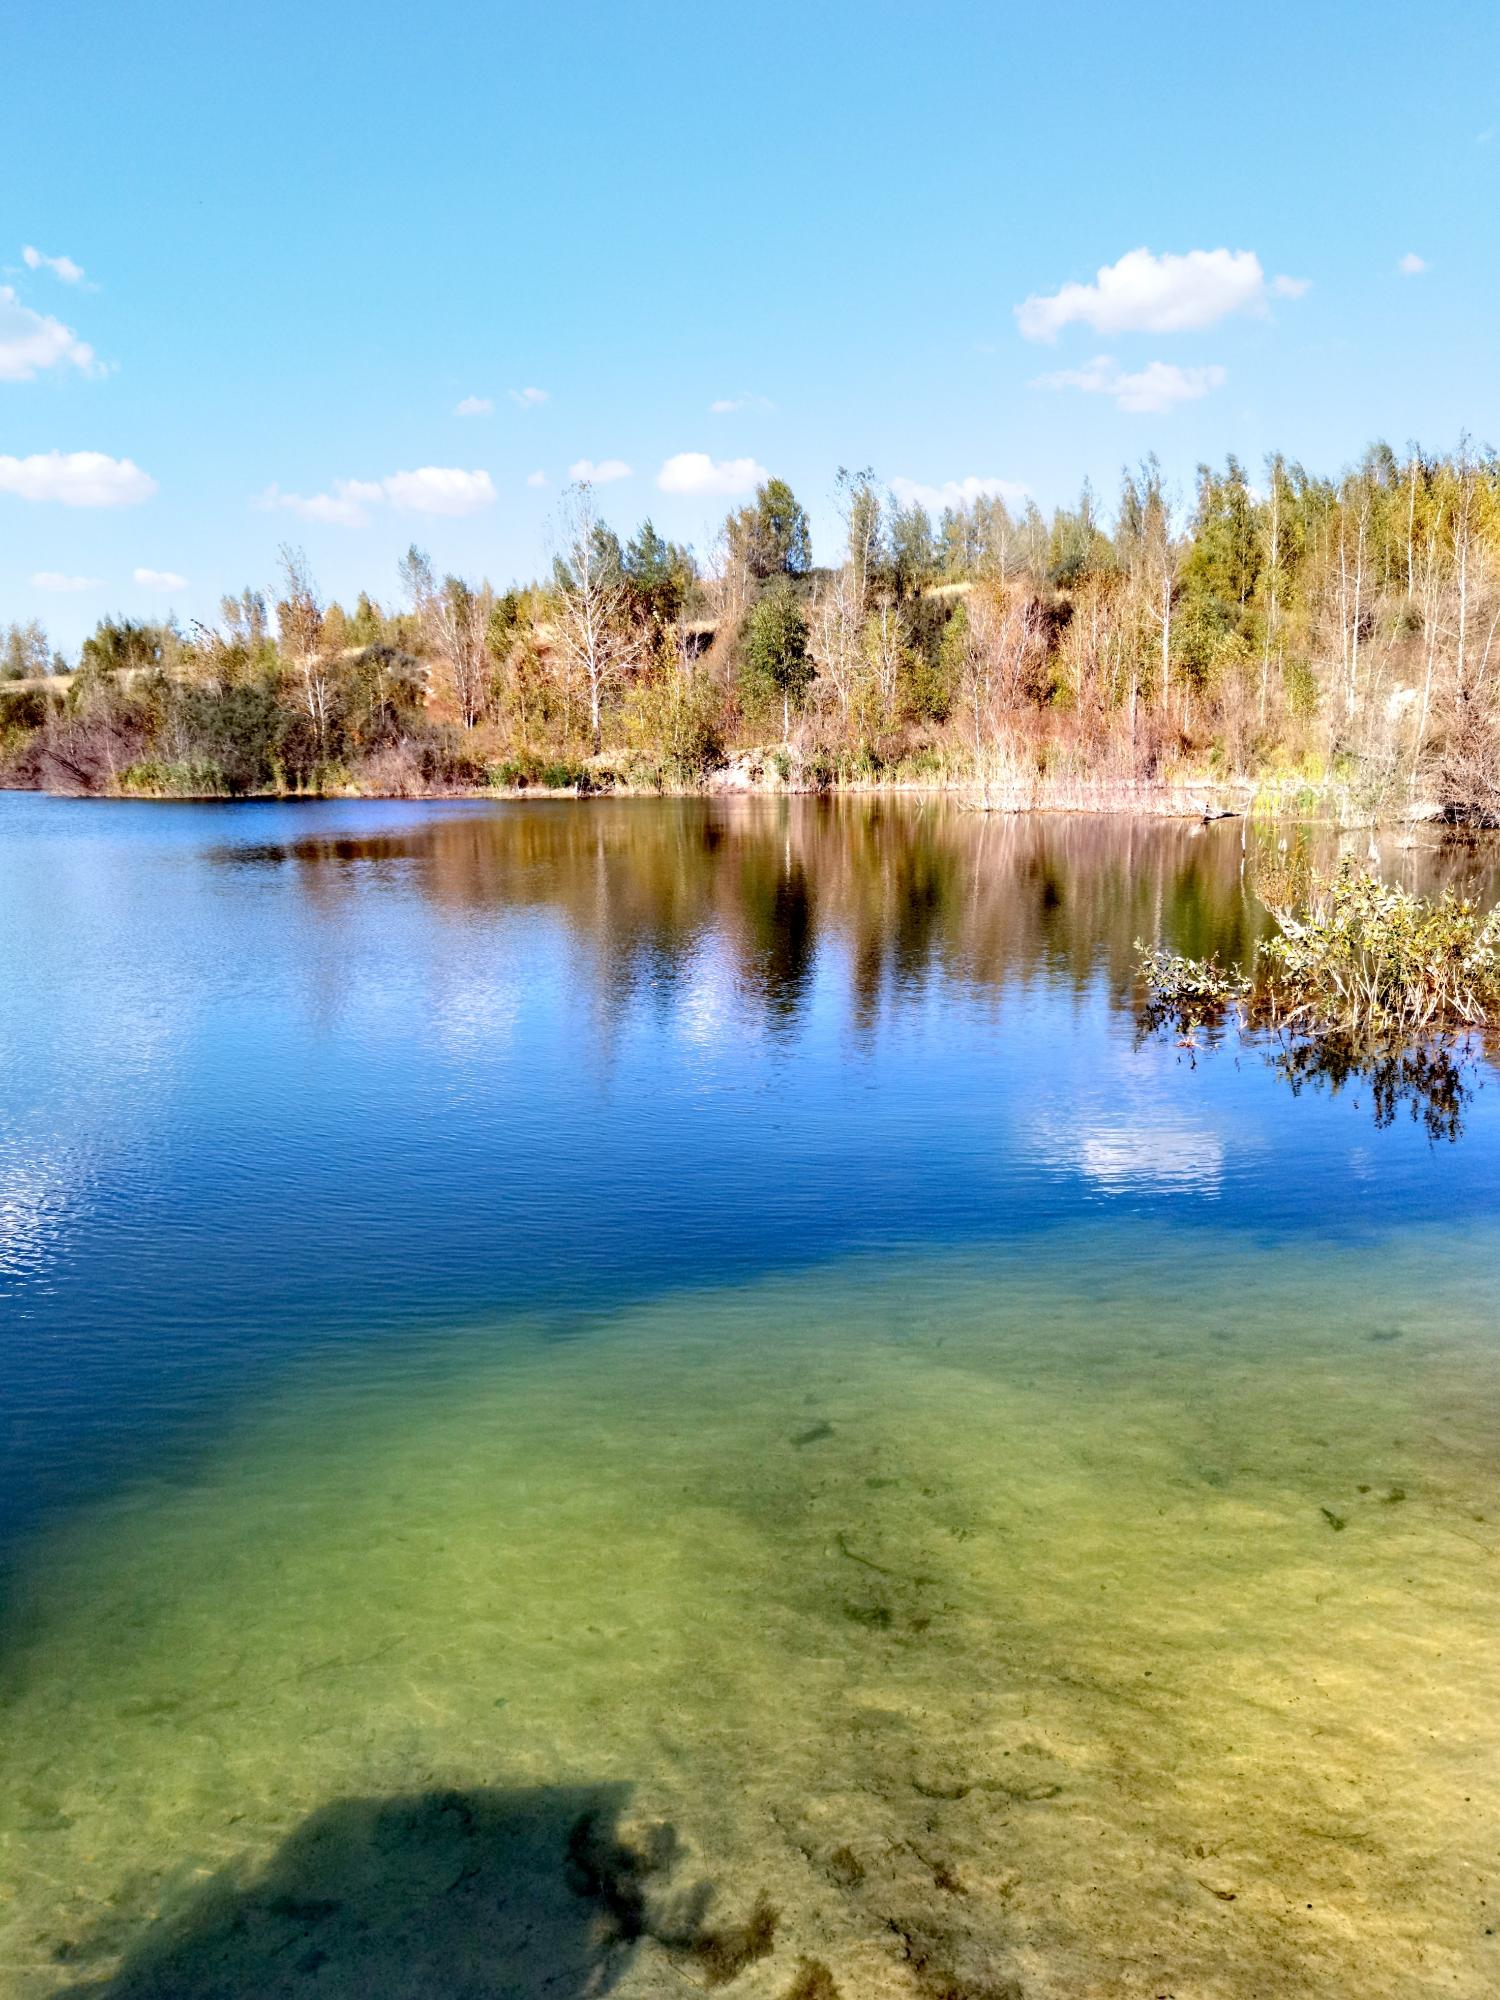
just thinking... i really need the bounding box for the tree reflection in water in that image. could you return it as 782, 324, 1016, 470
1136, 989, 1484, 1144
1269, 1031, 1480, 1143
210, 797, 1499, 1138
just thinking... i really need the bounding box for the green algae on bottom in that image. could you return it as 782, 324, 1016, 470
2, 1224, 1500, 1998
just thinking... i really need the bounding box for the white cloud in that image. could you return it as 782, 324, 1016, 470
1033, 1113, 1224, 1194
134, 567, 188, 592
569, 457, 631, 484
31, 569, 102, 592
257, 467, 495, 525
0, 450, 156, 506
454, 394, 494, 416
382, 466, 495, 515
509, 386, 549, 408
526, 469, 548, 488
0, 284, 102, 381
1398, 252, 1428, 276
1033, 355, 1226, 414
889, 474, 1028, 513
656, 451, 766, 497
22, 245, 86, 285
1016, 247, 1307, 342
257, 479, 374, 526
710, 392, 775, 414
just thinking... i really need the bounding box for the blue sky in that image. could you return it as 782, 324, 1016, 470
5, 0, 1498, 651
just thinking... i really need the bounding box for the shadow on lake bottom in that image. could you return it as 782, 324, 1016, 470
51, 1784, 785, 2000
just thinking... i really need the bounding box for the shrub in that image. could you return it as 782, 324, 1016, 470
1138, 860, 1500, 1040
417, 732, 488, 789
622, 663, 724, 784
1259, 860, 1500, 1035
1135, 945, 1248, 1034
619, 754, 668, 793
1282, 656, 1319, 720
173, 681, 282, 794
0, 685, 57, 737
488, 753, 545, 790
118, 758, 227, 796
528, 758, 618, 792
537, 759, 584, 790
840, 744, 883, 784
903, 745, 948, 782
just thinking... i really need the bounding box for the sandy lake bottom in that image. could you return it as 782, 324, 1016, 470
4, 1224, 1500, 1999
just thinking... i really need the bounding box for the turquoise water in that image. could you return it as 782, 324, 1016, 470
2, 796, 1500, 1998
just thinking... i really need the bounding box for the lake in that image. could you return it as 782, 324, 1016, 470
2, 793, 1499, 1999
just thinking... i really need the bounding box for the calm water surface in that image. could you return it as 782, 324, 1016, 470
2, 793, 1499, 1999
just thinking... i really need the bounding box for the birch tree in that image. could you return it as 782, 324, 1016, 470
551, 483, 635, 753
955, 582, 1045, 796
276, 545, 336, 757
808, 565, 864, 732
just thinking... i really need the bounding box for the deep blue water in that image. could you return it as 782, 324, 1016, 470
4, 792, 1498, 1563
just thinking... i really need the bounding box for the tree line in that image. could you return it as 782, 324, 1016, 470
3, 442, 1498, 817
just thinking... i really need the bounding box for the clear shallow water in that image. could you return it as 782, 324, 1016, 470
2, 794, 1500, 1999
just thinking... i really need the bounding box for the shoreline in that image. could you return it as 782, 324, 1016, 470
0, 773, 1464, 830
